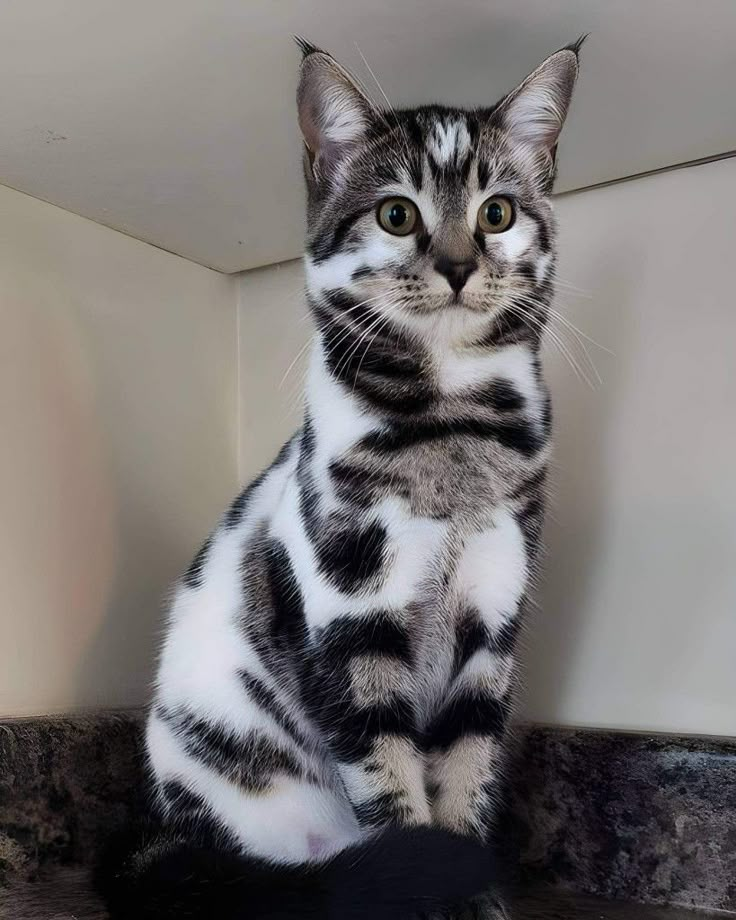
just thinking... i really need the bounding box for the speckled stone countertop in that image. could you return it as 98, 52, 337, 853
0, 713, 145, 888
1, 715, 734, 916
504, 728, 736, 912
1, 869, 732, 920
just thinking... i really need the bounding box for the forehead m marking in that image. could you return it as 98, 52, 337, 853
426, 119, 471, 166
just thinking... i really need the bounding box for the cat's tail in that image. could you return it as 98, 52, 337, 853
97, 823, 499, 919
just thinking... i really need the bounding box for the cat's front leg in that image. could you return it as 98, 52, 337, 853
427, 511, 528, 839
312, 608, 431, 830
425, 650, 515, 839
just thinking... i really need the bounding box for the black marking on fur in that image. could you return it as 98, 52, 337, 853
353, 792, 407, 827
182, 536, 213, 589
327, 696, 418, 763
158, 780, 239, 848
453, 611, 492, 678
408, 150, 424, 190
160, 779, 207, 815
374, 161, 401, 185
298, 480, 321, 539
97, 824, 498, 918
416, 231, 432, 255
510, 467, 547, 501
515, 260, 538, 286
295, 421, 322, 539
310, 207, 372, 263
317, 292, 435, 414
156, 706, 304, 792
426, 691, 509, 750
351, 376, 434, 416
300, 416, 316, 458
239, 670, 311, 749
312, 612, 416, 761
351, 264, 374, 281
329, 460, 403, 508
405, 113, 425, 147
540, 390, 553, 437
458, 151, 473, 184
477, 158, 490, 189
264, 538, 308, 656
522, 204, 551, 253
481, 306, 539, 348
224, 477, 262, 529
224, 435, 294, 529
362, 415, 543, 456
240, 529, 311, 692
488, 615, 523, 657
315, 519, 388, 592
319, 310, 381, 380
474, 378, 525, 412
320, 611, 413, 663
515, 494, 545, 562
426, 150, 442, 181
323, 288, 376, 329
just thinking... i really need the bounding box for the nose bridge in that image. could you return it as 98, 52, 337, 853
431, 217, 478, 295
431, 215, 476, 264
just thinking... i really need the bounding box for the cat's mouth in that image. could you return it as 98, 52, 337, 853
397, 289, 495, 317
445, 291, 490, 313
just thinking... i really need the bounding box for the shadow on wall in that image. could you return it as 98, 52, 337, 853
519, 203, 635, 722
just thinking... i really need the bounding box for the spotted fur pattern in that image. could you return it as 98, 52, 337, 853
134, 37, 581, 913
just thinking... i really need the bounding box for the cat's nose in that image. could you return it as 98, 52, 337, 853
434, 255, 478, 294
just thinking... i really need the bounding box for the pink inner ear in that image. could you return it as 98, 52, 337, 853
297, 53, 373, 175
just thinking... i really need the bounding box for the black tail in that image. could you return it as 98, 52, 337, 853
97, 824, 499, 919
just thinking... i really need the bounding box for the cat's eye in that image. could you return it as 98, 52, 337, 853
377, 198, 419, 236
477, 196, 515, 233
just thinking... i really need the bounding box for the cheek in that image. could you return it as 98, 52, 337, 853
305, 229, 403, 291
493, 218, 536, 262
358, 230, 407, 272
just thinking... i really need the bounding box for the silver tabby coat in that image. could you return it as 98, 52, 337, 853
101, 38, 582, 920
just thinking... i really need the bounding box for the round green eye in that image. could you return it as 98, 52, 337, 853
377, 198, 419, 236
478, 196, 514, 233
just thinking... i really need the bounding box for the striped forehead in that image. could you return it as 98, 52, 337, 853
425, 116, 472, 167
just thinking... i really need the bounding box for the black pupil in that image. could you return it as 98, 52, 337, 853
388, 203, 408, 227
486, 201, 504, 226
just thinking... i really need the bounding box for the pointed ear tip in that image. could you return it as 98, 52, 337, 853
562, 33, 589, 62
293, 36, 323, 60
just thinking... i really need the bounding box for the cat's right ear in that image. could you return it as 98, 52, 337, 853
296, 39, 375, 182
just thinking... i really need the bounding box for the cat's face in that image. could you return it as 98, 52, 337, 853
297, 41, 580, 348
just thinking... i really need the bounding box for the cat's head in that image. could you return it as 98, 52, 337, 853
297, 39, 581, 351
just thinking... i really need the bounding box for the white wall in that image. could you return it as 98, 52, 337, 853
239, 157, 736, 737
3, 154, 733, 732
0, 185, 238, 717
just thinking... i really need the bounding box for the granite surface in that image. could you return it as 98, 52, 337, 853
504, 728, 736, 912
1, 870, 732, 920
1, 715, 734, 913
0, 713, 145, 886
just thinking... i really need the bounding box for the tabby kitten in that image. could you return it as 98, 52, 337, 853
101, 38, 582, 920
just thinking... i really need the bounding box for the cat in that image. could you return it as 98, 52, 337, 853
99, 36, 582, 920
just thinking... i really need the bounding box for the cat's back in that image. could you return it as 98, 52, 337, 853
150, 435, 303, 732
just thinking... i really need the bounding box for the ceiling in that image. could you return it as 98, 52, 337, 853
0, 0, 734, 273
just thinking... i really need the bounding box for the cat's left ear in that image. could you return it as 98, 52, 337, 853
296, 39, 375, 182
494, 38, 584, 161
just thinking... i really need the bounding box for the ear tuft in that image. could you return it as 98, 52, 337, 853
296, 47, 375, 180
293, 35, 322, 60
495, 43, 582, 155
564, 33, 589, 57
